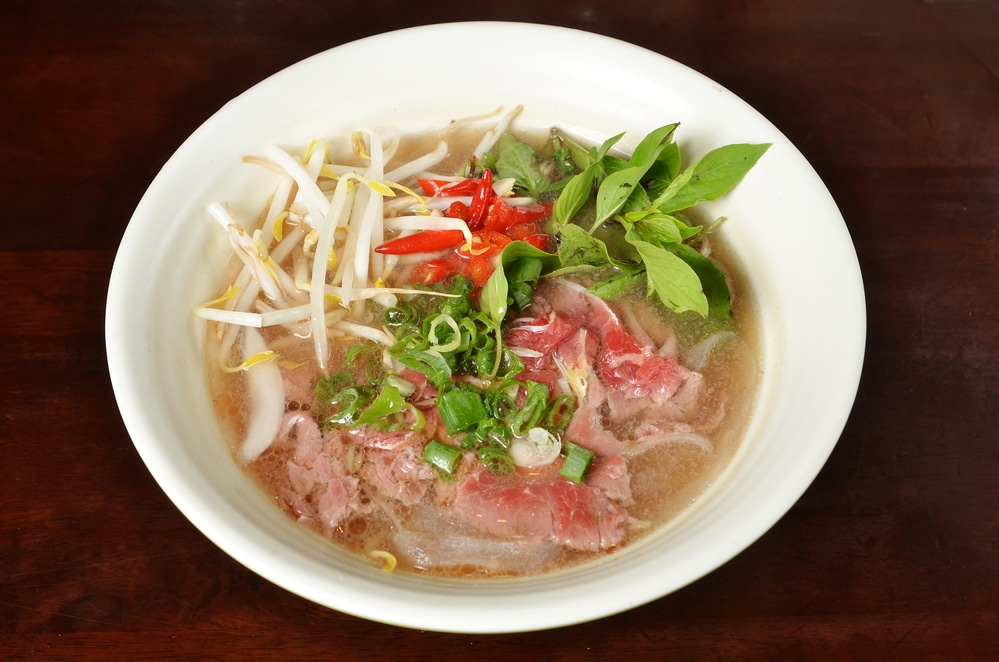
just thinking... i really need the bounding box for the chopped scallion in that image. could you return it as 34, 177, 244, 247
423, 439, 461, 476
437, 388, 487, 434
477, 445, 514, 475
560, 441, 594, 483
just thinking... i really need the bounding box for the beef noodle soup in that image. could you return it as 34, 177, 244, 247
197, 106, 767, 577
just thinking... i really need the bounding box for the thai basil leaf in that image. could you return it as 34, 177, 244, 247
645, 140, 683, 192
627, 212, 702, 246
586, 271, 645, 301
556, 222, 609, 268
592, 124, 678, 230
652, 142, 771, 213
479, 241, 560, 376
553, 162, 599, 225
625, 230, 709, 316
553, 132, 627, 225
557, 223, 643, 275
664, 241, 733, 319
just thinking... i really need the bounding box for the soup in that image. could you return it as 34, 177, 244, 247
197, 107, 767, 577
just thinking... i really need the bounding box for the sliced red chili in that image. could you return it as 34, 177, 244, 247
444, 200, 470, 221
483, 197, 518, 232
484, 198, 553, 233
522, 234, 553, 251
513, 201, 554, 226
417, 178, 480, 197
505, 221, 541, 241
408, 257, 461, 285
375, 230, 465, 255
456, 229, 512, 260
458, 254, 494, 287
467, 169, 493, 231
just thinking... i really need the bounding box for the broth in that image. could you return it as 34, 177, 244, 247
201, 112, 762, 578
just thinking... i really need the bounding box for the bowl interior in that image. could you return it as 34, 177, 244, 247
106, 22, 865, 633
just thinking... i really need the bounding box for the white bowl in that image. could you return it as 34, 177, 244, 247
106, 22, 865, 633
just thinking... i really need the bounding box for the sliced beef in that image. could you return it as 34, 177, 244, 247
265, 414, 365, 531
453, 466, 626, 552
360, 445, 436, 506
505, 278, 710, 458
585, 454, 633, 505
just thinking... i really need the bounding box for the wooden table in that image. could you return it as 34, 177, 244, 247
3, 1, 997, 658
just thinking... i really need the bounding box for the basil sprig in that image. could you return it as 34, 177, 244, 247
552, 124, 770, 318
480, 240, 560, 377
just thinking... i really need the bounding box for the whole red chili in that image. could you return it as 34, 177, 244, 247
467, 168, 493, 231
374, 230, 466, 255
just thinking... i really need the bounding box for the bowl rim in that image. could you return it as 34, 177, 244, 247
106, 21, 866, 633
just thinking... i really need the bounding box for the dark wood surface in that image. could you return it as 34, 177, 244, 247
2, 1, 997, 659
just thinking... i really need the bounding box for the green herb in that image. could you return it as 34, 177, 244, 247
315, 371, 376, 431
488, 134, 550, 198
592, 123, 678, 231
315, 372, 423, 433
395, 349, 452, 388
483, 133, 576, 199
479, 240, 559, 377
650, 142, 771, 213
508, 381, 550, 438
552, 124, 770, 319
552, 132, 625, 225
545, 394, 577, 436
626, 233, 712, 317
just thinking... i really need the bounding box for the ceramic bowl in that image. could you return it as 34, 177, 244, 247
106, 22, 865, 633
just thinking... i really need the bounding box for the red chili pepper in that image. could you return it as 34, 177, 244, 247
456, 229, 512, 260
408, 257, 461, 285
505, 221, 540, 241
374, 230, 466, 255
467, 169, 493, 231
484, 198, 554, 233
522, 233, 553, 251
417, 178, 480, 197
458, 254, 494, 287
417, 179, 445, 196
409, 253, 493, 288
513, 201, 554, 226
444, 200, 470, 221
483, 196, 518, 232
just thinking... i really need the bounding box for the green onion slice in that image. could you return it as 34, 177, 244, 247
437, 388, 487, 435
560, 441, 595, 483
423, 439, 461, 477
